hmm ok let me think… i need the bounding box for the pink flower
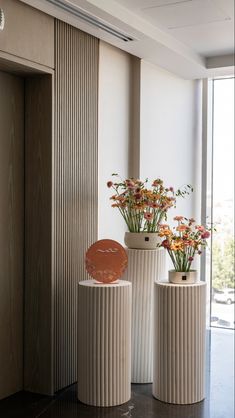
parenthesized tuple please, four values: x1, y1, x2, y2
(144, 212, 153, 221)
(126, 180, 135, 189)
(107, 181, 113, 188)
(161, 239, 170, 249)
(188, 256, 194, 261)
(134, 193, 142, 200)
(169, 187, 174, 192)
(201, 231, 210, 239)
(198, 250, 202, 255)
(195, 225, 205, 232)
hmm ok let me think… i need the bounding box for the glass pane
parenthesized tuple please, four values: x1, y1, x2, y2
(211, 78, 235, 329)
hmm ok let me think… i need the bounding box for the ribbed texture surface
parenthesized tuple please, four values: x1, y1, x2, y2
(153, 282, 206, 404)
(123, 249, 166, 383)
(54, 21, 99, 391)
(77, 281, 131, 407)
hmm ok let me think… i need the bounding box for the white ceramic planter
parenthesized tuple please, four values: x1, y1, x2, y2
(169, 270, 197, 284)
(124, 232, 161, 249)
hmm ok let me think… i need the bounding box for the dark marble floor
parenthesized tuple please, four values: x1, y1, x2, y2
(0, 328, 234, 418)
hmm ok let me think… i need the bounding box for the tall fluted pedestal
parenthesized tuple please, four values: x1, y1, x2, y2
(77, 280, 131, 407)
(153, 281, 206, 404)
(123, 248, 166, 383)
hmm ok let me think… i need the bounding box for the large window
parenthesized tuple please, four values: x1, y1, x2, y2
(210, 78, 234, 329)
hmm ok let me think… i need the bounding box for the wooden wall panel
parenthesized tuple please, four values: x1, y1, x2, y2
(54, 20, 99, 391)
(0, 71, 24, 399)
(0, 0, 54, 68)
(24, 75, 53, 395)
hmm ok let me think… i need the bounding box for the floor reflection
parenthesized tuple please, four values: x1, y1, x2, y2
(0, 328, 233, 418)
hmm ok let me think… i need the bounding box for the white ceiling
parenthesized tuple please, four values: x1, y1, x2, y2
(20, 0, 235, 79)
(117, 0, 234, 56)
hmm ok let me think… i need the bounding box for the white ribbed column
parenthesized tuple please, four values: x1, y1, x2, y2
(153, 281, 206, 404)
(123, 248, 166, 383)
(77, 280, 131, 407)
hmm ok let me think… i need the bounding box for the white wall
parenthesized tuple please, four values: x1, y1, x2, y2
(140, 61, 202, 221)
(98, 52, 202, 252)
(98, 41, 132, 244)
(140, 61, 202, 273)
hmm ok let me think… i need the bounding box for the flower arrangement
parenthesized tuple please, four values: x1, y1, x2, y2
(158, 216, 211, 272)
(107, 174, 192, 233)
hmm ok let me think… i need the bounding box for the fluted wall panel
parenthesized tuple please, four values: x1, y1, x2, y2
(78, 280, 131, 407)
(54, 21, 99, 391)
(153, 282, 206, 404)
(123, 249, 166, 383)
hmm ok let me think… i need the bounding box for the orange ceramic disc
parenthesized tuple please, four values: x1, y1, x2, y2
(85, 239, 128, 283)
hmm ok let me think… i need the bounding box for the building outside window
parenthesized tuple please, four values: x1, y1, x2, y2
(210, 77, 234, 330)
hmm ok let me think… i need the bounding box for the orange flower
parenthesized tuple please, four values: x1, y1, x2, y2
(171, 242, 183, 251)
(158, 231, 167, 237)
(164, 229, 172, 236)
(159, 224, 170, 229)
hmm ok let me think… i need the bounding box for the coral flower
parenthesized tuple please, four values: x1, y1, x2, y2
(150, 203, 160, 209)
(107, 181, 113, 188)
(144, 212, 154, 221)
(189, 218, 195, 224)
(176, 225, 188, 231)
(174, 215, 184, 221)
(152, 179, 163, 187)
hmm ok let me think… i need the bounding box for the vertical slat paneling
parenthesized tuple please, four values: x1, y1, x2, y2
(123, 248, 166, 383)
(54, 20, 99, 391)
(153, 282, 206, 404)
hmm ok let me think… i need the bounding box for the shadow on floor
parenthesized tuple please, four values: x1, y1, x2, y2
(0, 328, 234, 418)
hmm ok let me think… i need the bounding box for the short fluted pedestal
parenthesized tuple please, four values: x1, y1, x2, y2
(123, 248, 166, 383)
(77, 280, 131, 407)
(153, 281, 206, 404)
